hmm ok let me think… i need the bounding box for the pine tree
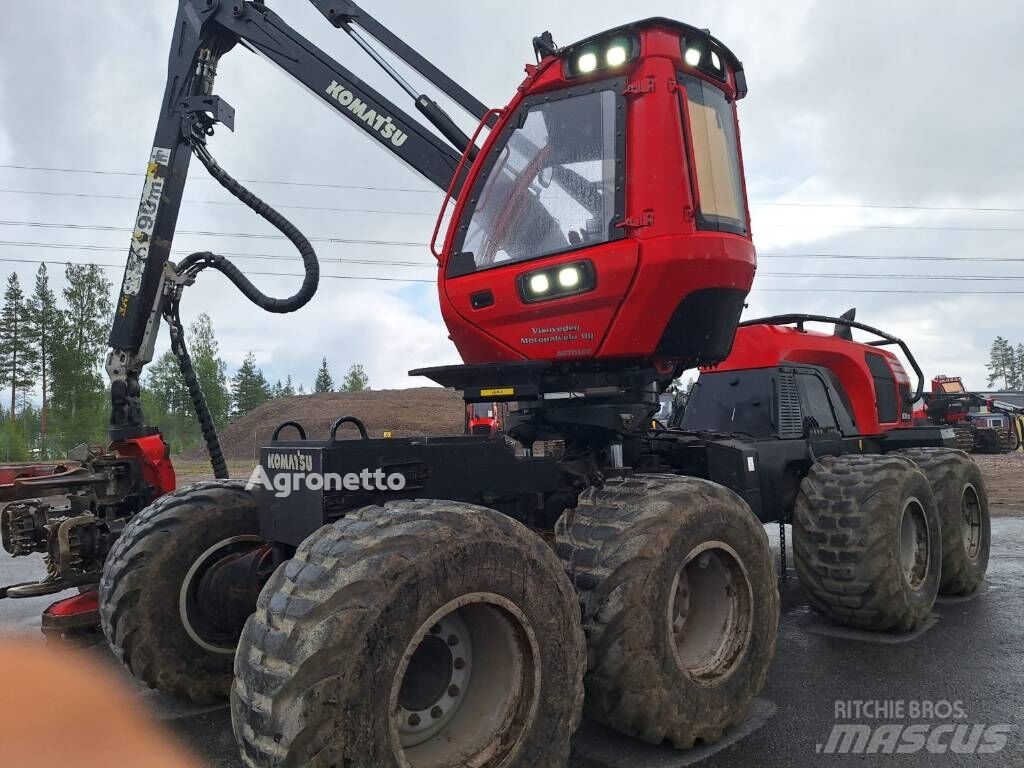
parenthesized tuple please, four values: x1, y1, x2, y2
(986, 337, 1013, 390)
(0, 273, 37, 418)
(188, 313, 230, 428)
(231, 352, 270, 417)
(145, 349, 192, 449)
(341, 363, 369, 392)
(1015, 344, 1024, 391)
(269, 376, 296, 399)
(50, 263, 113, 449)
(314, 357, 334, 392)
(25, 264, 62, 450)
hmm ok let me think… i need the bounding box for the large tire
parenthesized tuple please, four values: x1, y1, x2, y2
(793, 454, 941, 632)
(232, 499, 585, 768)
(554, 475, 778, 749)
(898, 448, 990, 595)
(99, 480, 263, 703)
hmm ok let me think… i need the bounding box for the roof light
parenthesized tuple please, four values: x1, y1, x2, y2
(605, 45, 628, 67)
(684, 47, 702, 67)
(577, 52, 598, 74)
(564, 34, 638, 78)
(710, 51, 721, 70)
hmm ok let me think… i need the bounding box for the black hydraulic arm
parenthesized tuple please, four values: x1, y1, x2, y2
(106, 0, 486, 449)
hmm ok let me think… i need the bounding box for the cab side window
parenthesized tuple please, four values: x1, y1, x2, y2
(865, 353, 899, 423)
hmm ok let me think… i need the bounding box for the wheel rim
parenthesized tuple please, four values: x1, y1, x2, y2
(898, 498, 930, 589)
(178, 535, 264, 655)
(391, 593, 540, 768)
(668, 541, 754, 685)
(961, 483, 983, 560)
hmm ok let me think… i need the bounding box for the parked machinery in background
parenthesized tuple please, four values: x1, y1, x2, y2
(919, 375, 1023, 453)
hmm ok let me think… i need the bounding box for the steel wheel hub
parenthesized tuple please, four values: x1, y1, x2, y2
(397, 613, 473, 747)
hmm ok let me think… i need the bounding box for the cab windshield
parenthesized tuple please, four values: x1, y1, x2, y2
(448, 88, 621, 276)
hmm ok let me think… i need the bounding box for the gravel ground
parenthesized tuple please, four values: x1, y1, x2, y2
(972, 453, 1024, 515)
(3, 520, 1022, 767)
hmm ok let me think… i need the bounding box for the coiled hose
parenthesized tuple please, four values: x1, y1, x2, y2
(165, 140, 320, 479)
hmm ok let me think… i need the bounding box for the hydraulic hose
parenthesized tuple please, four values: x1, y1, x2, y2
(166, 137, 320, 479)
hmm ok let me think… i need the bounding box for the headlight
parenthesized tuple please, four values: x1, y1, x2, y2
(528, 273, 551, 295)
(684, 47, 702, 66)
(557, 266, 581, 288)
(518, 260, 596, 303)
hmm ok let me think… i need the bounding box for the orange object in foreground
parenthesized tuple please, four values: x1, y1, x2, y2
(0, 640, 200, 768)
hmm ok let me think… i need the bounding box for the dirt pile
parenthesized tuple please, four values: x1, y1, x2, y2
(186, 388, 466, 462)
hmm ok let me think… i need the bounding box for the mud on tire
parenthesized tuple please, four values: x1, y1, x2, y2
(555, 474, 778, 749)
(99, 480, 261, 703)
(898, 448, 990, 595)
(793, 454, 940, 632)
(231, 499, 585, 768)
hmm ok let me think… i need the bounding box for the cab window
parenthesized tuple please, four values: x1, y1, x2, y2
(679, 74, 747, 235)
(449, 88, 621, 276)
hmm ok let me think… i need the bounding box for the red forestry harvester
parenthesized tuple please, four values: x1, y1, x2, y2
(919, 375, 1022, 453)
(1, 3, 993, 765)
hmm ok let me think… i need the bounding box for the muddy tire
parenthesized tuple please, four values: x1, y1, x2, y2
(898, 449, 990, 595)
(793, 454, 940, 632)
(99, 480, 263, 703)
(231, 499, 585, 768)
(554, 474, 778, 749)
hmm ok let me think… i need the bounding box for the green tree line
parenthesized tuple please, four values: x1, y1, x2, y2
(0, 265, 370, 460)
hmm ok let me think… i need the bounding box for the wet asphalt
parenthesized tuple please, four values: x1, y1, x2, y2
(1, 517, 1021, 768)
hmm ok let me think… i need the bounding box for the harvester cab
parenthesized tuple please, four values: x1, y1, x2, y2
(434, 21, 754, 373)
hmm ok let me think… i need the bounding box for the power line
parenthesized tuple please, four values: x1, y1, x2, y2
(3, 241, 1024, 278)
(8, 218, 1024, 253)
(2, 256, 1023, 295)
(0, 163, 440, 195)
(753, 201, 1024, 213)
(758, 252, 1024, 263)
(0, 240, 434, 267)
(6, 164, 1024, 215)
(759, 222, 1024, 233)
(0, 255, 433, 283)
(0, 220, 425, 247)
(759, 272, 1023, 282)
(0, 188, 437, 217)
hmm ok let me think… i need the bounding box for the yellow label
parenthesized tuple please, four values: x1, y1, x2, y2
(480, 387, 514, 397)
(383, 431, 393, 439)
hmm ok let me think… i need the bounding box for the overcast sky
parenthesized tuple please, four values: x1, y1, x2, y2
(1, 1, 1022, 393)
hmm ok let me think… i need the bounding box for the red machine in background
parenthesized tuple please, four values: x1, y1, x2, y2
(465, 402, 510, 436)
(919, 375, 1022, 452)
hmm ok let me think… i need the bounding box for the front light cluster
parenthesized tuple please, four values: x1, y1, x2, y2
(518, 261, 595, 303)
(566, 36, 637, 78)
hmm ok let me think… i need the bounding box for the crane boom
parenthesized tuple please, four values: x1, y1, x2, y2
(106, 0, 484, 440)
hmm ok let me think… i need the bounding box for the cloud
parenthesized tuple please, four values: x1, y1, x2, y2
(1, 0, 1021, 401)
